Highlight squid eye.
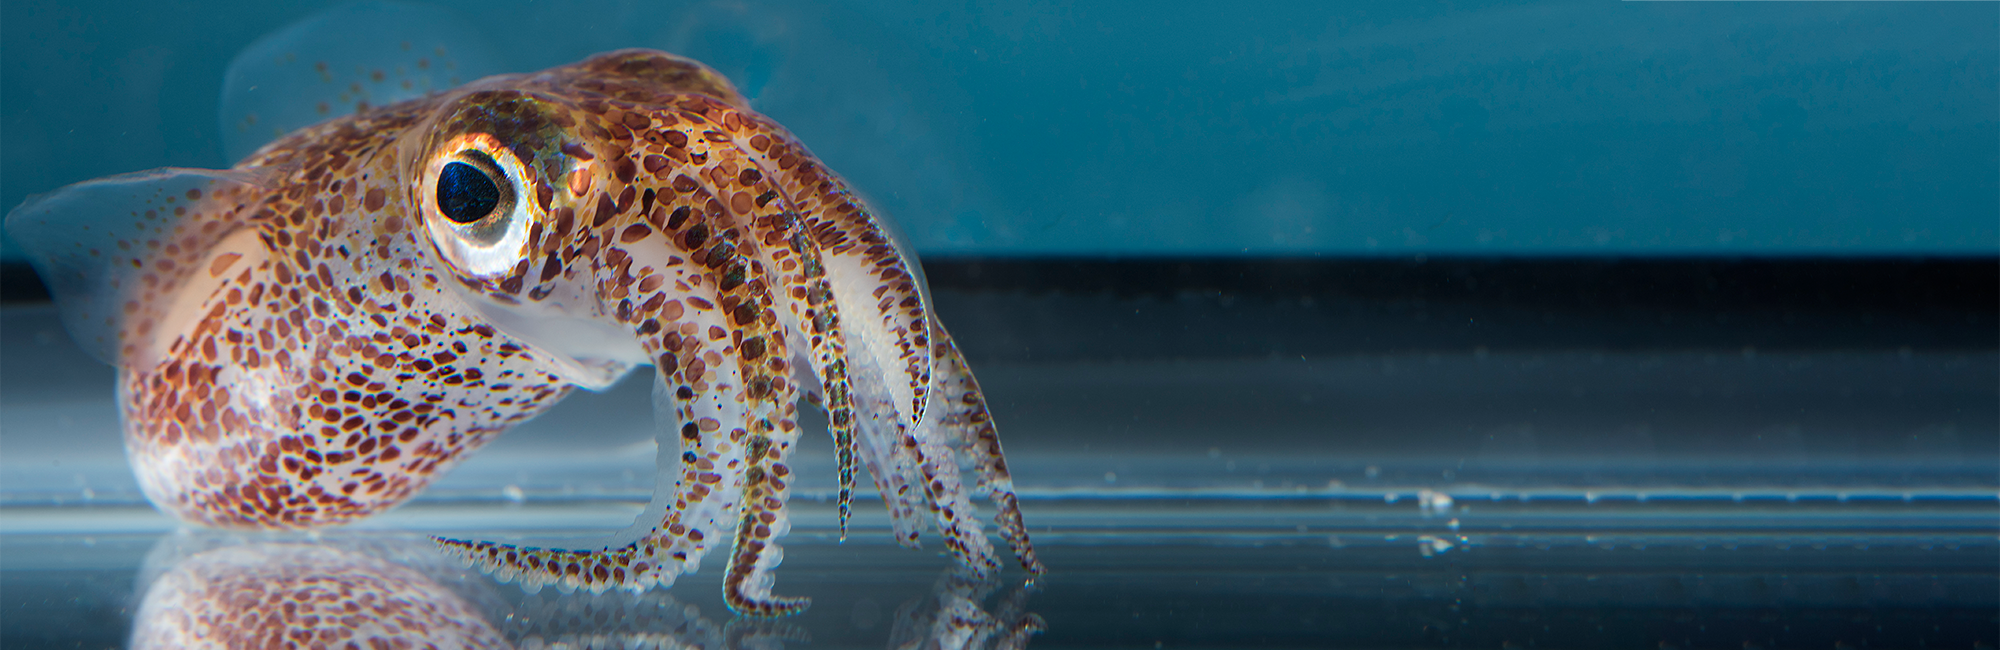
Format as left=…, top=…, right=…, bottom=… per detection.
left=437, top=161, right=500, bottom=223
left=421, top=141, right=533, bottom=279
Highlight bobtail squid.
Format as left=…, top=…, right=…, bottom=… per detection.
left=5, top=47, right=1041, bottom=615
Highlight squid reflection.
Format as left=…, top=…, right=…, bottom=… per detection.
left=499, top=588, right=772, bottom=649
left=131, top=533, right=1042, bottom=649
left=888, top=568, right=1046, bottom=650
left=132, top=534, right=507, bottom=649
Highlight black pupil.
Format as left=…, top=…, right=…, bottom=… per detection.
left=437, top=161, right=500, bottom=223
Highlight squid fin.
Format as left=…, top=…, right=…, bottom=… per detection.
left=4, top=168, right=270, bottom=366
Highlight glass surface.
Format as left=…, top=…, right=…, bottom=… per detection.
left=5, top=276, right=1996, bottom=647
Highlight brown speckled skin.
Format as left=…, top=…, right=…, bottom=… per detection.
left=109, top=50, right=1040, bottom=615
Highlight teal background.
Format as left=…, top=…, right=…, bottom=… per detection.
left=4, top=0, right=1995, bottom=258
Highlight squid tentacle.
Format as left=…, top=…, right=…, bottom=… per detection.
left=725, top=103, right=936, bottom=444
left=648, top=104, right=869, bottom=540
left=701, top=101, right=1027, bottom=561
left=436, top=180, right=811, bottom=615
left=931, top=325, right=1044, bottom=575
left=880, top=325, right=1044, bottom=579
left=846, top=339, right=940, bottom=547
left=709, top=102, right=946, bottom=545
left=909, top=410, right=1000, bottom=575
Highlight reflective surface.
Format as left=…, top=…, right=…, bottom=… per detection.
left=7, top=530, right=1044, bottom=648
left=4, top=505, right=1995, bottom=648
left=4, top=283, right=1996, bottom=647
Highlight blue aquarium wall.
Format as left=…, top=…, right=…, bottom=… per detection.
left=3, top=4, right=1997, bottom=647
left=3, top=0, right=1995, bottom=259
